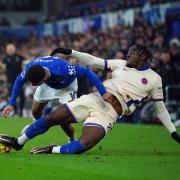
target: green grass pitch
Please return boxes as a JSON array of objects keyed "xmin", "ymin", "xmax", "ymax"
[{"xmin": 0, "ymin": 117, "xmax": 180, "ymax": 180}]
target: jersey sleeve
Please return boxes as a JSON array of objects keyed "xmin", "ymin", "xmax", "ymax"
[
  {"xmin": 71, "ymin": 50, "xmax": 105, "ymax": 69},
  {"xmin": 150, "ymin": 76, "xmax": 164, "ymax": 101},
  {"xmin": 154, "ymin": 101, "xmax": 176, "ymax": 133},
  {"xmin": 105, "ymin": 59, "xmax": 127, "ymax": 71}
]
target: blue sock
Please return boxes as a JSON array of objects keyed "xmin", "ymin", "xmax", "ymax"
[
  {"xmin": 60, "ymin": 140, "xmax": 85, "ymax": 154},
  {"xmin": 44, "ymin": 106, "xmax": 53, "ymax": 116},
  {"xmin": 25, "ymin": 117, "xmax": 50, "ymax": 139}
]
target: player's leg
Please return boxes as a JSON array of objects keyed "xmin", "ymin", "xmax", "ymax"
[
  {"xmin": 33, "ymin": 82, "xmax": 76, "ymax": 142},
  {"xmin": 45, "ymin": 102, "xmax": 76, "ymax": 142},
  {"xmin": 58, "ymin": 79, "xmax": 78, "ymax": 142},
  {"xmin": 79, "ymin": 126, "xmax": 105, "ymax": 150},
  {"xmin": 60, "ymin": 123, "xmax": 75, "ymax": 142},
  {"xmin": 31, "ymin": 125, "xmax": 105, "ymax": 154},
  {"xmin": 0, "ymin": 93, "xmax": 91, "ymax": 150},
  {"xmin": 32, "ymin": 100, "xmax": 47, "ymax": 119},
  {"xmin": 0, "ymin": 105, "xmax": 75, "ymax": 150},
  {"xmin": 20, "ymin": 100, "xmax": 47, "ymax": 135},
  {"xmin": 21, "ymin": 100, "xmax": 47, "ymax": 135},
  {"xmin": 32, "ymin": 83, "xmax": 50, "ymax": 119},
  {"xmin": 30, "ymin": 93, "xmax": 119, "ymax": 154},
  {"xmin": 52, "ymin": 126, "xmax": 105, "ymax": 154},
  {"xmin": 44, "ymin": 102, "xmax": 76, "ymax": 142},
  {"xmin": 30, "ymin": 93, "xmax": 118, "ymax": 154},
  {"xmin": 0, "ymin": 93, "xmax": 117, "ymax": 152},
  {"xmin": 22, "ymin": 105, "xmax": 74, "ymax": 141}
]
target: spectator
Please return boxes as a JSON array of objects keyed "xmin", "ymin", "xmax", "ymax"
[
  {"xmin": 169, "ymin": 38, "xmax": 180, "ymax": 67},
  {"xmin": 158, "ymin": 49, "xmax": 180, "ymax": 100},
  {"xmin": 0, "ymin": 63, "xmax": 8, "ymax": 116},
  {"xmin": 0, "ymin": 9, "xmax": 179, "ymax": 122},
  {"xmin": 2, "ymin": 43, "xmax": 26, "ymax": 116}
]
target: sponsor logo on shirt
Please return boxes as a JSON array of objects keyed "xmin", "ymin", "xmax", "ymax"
[
  {"xmin": 34, "ymin": 58, "xmax": 53, "ymax": 63},
  {"xmin": 141, "ymin": 78, "xmax": 148, "ymax": 85},
  {"xmin": 68, "ymin": 65, "xmax": 76, "ymax": 75}
]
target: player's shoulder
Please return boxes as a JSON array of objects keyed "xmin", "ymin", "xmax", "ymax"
[
  {"xmin": 107, "ymin": 59, "xmax": 126, "ymax": 65},
  {"xmin": 47, "ymin": 56, "xmax": 70, "ymax": 65},
  {"xmin": 30, "ymin": 56, "xmax": 70, "ymax": 65},
  {"xmin": 148, "ymin": 68, "xmax": 161, "ymax": 78},
  {"xmin": 148, "ymin": 68, "xmax": 162, "ymax": 81},
  {"xmin": 33, "ymin": 56, "xmax": 56, "ymax": 62}
]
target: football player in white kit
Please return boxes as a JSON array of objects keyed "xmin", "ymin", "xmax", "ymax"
[{"xmin": 0, "ymin": 44, "xmax": 179, "ymax": 154}]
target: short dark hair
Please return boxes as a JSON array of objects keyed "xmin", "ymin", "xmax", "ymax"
[
  {"xmin": 134, "ymin": 43, "xmax": 153, "ymax": 62},
  {"xmin": 26, "ymin": 65, "xmax": 46, "ymax": 84}
]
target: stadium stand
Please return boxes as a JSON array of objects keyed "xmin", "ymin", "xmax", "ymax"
[{"xmin": 0, "ymin": 0, "xmax": 179, "ymax": 124}]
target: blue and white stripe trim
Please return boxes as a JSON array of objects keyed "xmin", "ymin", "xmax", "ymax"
[
  {"xmin": 126, "ymin": 95, "xmax": 149, "ymax": 107},
  {"xmin": 84, "ymin": 123, "xmax": 106, "ymax": 134},
  {"xmin": 104, "ymin": 60, "xmax": 110, "ymax": 71},
  {"xmin": 64, "ymin": 104, "xmax": 77, "ymax": 123}
]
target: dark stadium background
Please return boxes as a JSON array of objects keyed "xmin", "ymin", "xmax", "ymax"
[{"xmin": 0, "ymin": 0, "xmax": 180, "ymax": 126}]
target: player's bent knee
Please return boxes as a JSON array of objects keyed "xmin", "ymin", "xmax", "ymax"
[
  {"xmin": 32, "ymin": 110, "xmax": 42, "ymax": 119},
  {"xmin": 80, "ymin": 141, "xmax": 95, "ymax": 150},
  {"xmin": 80, "ymin": 126, "xmax": 105, "ymax": 150}
]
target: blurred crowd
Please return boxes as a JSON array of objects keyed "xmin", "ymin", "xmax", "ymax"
[
  {"xmin": 0, "ymin": 12, "xmax": 180, "ymax": 123},
  {"xmin": 60, "ymin": 0, "xmax": 178, "ymax": 20},
  {"xmin": 0, "ymin": 0, "xmax": 179, "ymax": 26},
  {"xmin": 0, "ymin": 0, "xmax": 42, "ymax": 12}
]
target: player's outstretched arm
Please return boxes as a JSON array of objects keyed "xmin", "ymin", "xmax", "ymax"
[
  {"xmin": 3, "ymin": 73, "xmax": 26, "ymax": 118},
  {"xmin": 50, "ymin": 47, "xmax": 105, "ymax": 69},
  {"xmin": 153, "ymin": 101, "xmax": 180, "ymax": 143}
]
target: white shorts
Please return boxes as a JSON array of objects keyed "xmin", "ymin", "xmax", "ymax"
[
  {"xmin": 65, "ymin": 93, "xmax": 119, "ymax": 133},
  {"xmin": 34, "ymin": 79, "xmax": 78, "ymax": 104}
]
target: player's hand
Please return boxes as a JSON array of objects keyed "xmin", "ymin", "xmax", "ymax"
[
  {"xmin": 171, "ymin": 132, "xmax": 180, "ymax": 143},
  {"xmin": 2, "ymin": 105, "xmax": 14, "ymax": 118},
  {"xmin": 102, "ymin": 92, "xmax": 114, "ymax": 104},
  {"xmin": 102, "ymin": 92, "xmax": 123, "ymax": 116},
  {"xmin": 50, "ymin": 48, "xmax": 72, "ymax": 56}
]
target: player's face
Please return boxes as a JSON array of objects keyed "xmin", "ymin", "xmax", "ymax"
[
  {"xmin": 126, "ymin": 45, "xmax": 142, "ymax": 68},
  {"xmin": 31, "ymin": 71, "xmax": 47, "ymax": 86},
  {"xmin": 31, "ymin": 80, "xmax": 44, "ymax": 86}
]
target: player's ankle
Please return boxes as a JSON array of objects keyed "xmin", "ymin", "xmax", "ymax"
[
  {"xmin": 52, "ymin": 146, "xmax": 61, "ymax": 153},
  {"xmin": 67, "ymin": 137, "xmax": 75, "ymax": 143},
  {"xmin": 17, "ymin": 133, "xmax": 29, "ymax": 145}
]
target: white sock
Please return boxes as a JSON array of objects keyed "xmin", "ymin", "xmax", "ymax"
[
  {"xmin": 17, "ymin": 134, "xmax": 29, "ymax": 145},
  {"xmin": 52, "ymin": 146, "xmax": 61, "ymax": 154}
]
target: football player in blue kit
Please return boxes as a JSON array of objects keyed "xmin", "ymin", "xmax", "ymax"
[{"xmin": 2, "ymin": 55, "xmax": 107, "ymax": 142}]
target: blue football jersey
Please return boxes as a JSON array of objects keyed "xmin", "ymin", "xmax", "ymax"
[{"xmin": 9, "ymin": 56, "xmax": 106, "ymax": 106}]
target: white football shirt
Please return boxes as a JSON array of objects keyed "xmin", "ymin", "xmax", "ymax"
[{"xmin": 103, "ymin": 60, "xmax": 163, "ymax": 113}]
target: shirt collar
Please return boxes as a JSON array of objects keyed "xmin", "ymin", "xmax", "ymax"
[{"xmin": 137, "ymin": 64, "xmax": 151, "ymax": 71}]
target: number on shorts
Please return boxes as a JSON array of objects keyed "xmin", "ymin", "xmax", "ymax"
[{"xmin": 69, "ymin": 91, "xmax": 77, "ymax": 101}]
